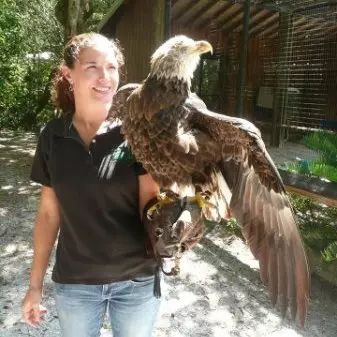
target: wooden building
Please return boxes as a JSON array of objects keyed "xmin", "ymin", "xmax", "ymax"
[{"xmin": 99, "ymin": 0, "xmax": 337, "ymax": 146}]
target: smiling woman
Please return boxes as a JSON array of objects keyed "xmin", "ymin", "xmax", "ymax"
[
  {"xmin": 21, "ymin": 33, "xmax": 161, "ymax": 337},
  {"xmin": 52, "ymin": 33, "xmax": 124, "ymax": 119}
]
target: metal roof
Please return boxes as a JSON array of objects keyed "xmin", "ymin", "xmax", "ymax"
[{"xmin": 171, "ymin": 0, "xmax": 337, "ymax": 39}]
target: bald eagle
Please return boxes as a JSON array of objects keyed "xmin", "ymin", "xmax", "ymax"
[{"xmin": 100, "ymin": 35, "xmax": 310, "ymax": 327}]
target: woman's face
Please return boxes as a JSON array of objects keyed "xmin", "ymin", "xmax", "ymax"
[{"xmin": 64, "ymin": 43, "xmax": 120, "ymax": 114}]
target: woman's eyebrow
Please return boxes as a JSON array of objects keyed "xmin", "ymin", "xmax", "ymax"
[{"xmin": 80, "ymin": 60, "xmax": 97, "ymax": 65}]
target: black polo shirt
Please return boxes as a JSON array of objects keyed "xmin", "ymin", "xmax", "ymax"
[{"xmin": 30, "ymin": 116, "xmax": 156, "ymax": 284}]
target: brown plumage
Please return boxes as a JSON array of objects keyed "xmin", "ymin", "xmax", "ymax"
[{"xmin": 102, "ymin": 35, "xmax": 310, "ymax": 327}]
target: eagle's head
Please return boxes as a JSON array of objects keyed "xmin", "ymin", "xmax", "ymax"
[{"xmin": 149, "ymin": 35, "xmax": 213, "ymax": 86}]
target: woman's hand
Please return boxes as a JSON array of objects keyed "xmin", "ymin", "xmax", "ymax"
[{"xmin": 22, "ymin": 287, "xmax": 47, "ymax": 327}]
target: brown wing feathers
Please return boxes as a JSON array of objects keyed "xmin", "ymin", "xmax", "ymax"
[
  {"xmin": 217, "ymin": 125, "xmax": 309, "ymax": 326},
  {"xmin": 111, "ymin": 85, "xmax": 310, "ymax": 327}
]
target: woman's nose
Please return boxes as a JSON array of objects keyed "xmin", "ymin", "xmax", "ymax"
[{"xmin": 99, "ymin": 68, "xmax": 109, "ymax": 80}]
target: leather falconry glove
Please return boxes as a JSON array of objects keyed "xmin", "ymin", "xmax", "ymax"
[{"xmin": 142, "ymin": 191, "xmax": 208, "ymax": 297}]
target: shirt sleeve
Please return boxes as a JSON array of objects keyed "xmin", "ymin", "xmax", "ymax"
[
  {"xmin": 133, "ymin": 161, "xmax": 148, "ymax": 176},
  {"xmin": 30, "ymin": 129, "xmax": 52, "ymax": 187}
]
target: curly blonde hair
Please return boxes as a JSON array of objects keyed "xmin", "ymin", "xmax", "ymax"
[{"xmin": 51, "ymin": 32, "xmax": 125, "ymax": 116}]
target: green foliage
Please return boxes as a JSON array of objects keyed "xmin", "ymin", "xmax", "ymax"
[
  {"xmin": 217, "ymin": 194, "xmax": 337, "ymax": 264},
  {"xmin": 289, "ymin": 194, "xmax": 337, "ymax": 263},
  {"xmin": 303, "ymin": 131, "xmax": 337, "ymax": 167},
  {"xmin": 222, "ymin": 218, "xmax": 243, "ymax": 239},
  {"xmin": 287, "ymin": 160, "xmax": 337, "ymax": 182},
  {"xmin": 322, "ymin": 242, "xmax": 337, "ymax": 264},
  {"xmin": 0, "ymin": 0, "xmax": 114, "ymax": 130},
  {"xmin": 286, "ymin": 131, "xmax": 337, "ymax": 182},
  {"xmin": 0, "ymin": 0, "xmax": 62, "ymax": 130}
]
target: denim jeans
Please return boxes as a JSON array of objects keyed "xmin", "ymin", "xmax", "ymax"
[{"xmin": 54, "ymin": 275, "xmax": 161, "ymax": 337}]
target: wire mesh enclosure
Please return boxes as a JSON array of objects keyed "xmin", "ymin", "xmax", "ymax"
[
  {"xmin": 192, "ymin": 52, "xmax": 226, "ymax": 112},
  {"xmin": 171, "ymin": 0, "xmax": 337, "ymax": 184},
  {"xmin": 172, "ymin": 0, "xmax": 337, "ymax": 146},
  {"xmin": 170, "ymin": 0, "xmax": 337, "ymax": 272}
]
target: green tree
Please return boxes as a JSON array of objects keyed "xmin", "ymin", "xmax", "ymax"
[
  {"xmin": 0, "ymin": 0, "xmax": 113, "ymax": 130},
  {"xmin": 0, "ymin": 0, "xmax": 62, "ymax": 129}
]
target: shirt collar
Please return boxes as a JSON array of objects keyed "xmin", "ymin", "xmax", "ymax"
[{"xmin": 59, "ymin": 114, "xmax": 122, "ymax": 139}]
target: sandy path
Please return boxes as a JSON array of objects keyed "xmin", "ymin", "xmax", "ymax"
[{"xmin": 1, "ymin": 131, "xmax": 336, "ymax": 337}]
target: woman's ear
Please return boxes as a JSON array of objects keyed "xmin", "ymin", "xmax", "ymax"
[{"xmin": 61, "ymin": 65, "xmax": 72, "ymax": 84}]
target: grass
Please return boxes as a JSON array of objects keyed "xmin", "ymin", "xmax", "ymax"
[
  {"xmin": 287, "ymin": 160, "xmax": 337, "ymax": 182},
  {"xmin": 289, "ymin": 194, "xmax": 337, "ymax": 264},
  {"xmin": 215, "ymin": 194, "xmax": 337, "ymax": 264},
  {"xmin": 287, "ymin": 131, "xmax": 337, "ymax": 182},
  {"xmin": 285, "ymin": 130, "xmax": 337, "ymax": 263}
]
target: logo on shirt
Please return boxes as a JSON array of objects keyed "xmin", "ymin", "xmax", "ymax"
[{"xmin": 98, "ymin": 141, "xmax": 135, "ymax": 179}]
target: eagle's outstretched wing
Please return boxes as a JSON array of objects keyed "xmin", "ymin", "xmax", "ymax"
[
  {"xmin": 189, "ymin": 105, "xmax": 310, "ymax": 327},
  {"xmin": 104, "ymin": 85, "xmax": 310, "ymax": 327}
]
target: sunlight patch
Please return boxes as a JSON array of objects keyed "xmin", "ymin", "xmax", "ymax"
[
  {"xmin": 0, "ymin": 208, "xmax": 8, "ymax": 216},
  {"xmin": 3, "ymin": 244, "xmax": 17, "ymax": 255},
  {"xmin": 1, "ymin": 185, "xmax": 13, "ymax": 190}
]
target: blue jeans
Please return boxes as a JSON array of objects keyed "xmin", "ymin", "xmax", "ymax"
[{"xmin": 54, "ymin": 275, "xmax": 161, "ymax": 337}]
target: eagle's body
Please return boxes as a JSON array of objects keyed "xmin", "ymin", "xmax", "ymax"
[
  {"xmin": 102, "ymin": 35, "xmax": 310, "ymax": 327},
  {"xmin": 122, "ymin": 78, "xmax": 220, "ymax": 189}
]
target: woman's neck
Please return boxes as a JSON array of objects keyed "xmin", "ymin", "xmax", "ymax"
[
  {"xmin": 72, "ymin": 108, "xmax": 108, "ymax": 130},
  {"xmin": 72, "ymin": 108, "xmax": 108, "ymax": 148}
]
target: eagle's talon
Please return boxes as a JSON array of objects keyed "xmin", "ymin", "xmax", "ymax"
[
  {"xmin": 191, "ymin": 192, "xmax": 216, "ymax": 210},
  {"xmin": 146, "ymin": 194, "xmax": 175, "ymax": 220}
]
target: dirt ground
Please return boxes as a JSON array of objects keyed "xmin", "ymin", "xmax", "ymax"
[{"xmin": 1, "ymin": 130, "xmax": 336, "ymax": 337}]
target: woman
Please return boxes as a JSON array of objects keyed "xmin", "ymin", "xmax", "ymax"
[{"xmin": 22, "ymin": 32, "xmax": 161, "ymax": 337}]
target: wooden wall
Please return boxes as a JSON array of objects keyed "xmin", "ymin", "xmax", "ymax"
[
  {"xmin": 102, "ymin": 4, "xmax": 337, "ymax": 127},
  {"xmin": 113, "ymin": 0, "xmax": 166, "ymax": 83}
]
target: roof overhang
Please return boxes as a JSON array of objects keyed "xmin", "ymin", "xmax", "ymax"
[{"xmin": 96, "ymin": 0, "xmax": 125, "ymax": 32}]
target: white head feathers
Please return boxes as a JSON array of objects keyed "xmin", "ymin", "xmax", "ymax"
[{"xmin": 149, "ymin": 35, "xmax": 213, "ymax": 87}]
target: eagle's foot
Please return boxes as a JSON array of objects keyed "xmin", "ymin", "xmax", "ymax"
[
  {"xmin": 146, "ymin": 192, "xmax": 175, "ymax": 220},
  {"xmin": 192, "ymin": 192, "xmax": 214, "ymax": 209}
]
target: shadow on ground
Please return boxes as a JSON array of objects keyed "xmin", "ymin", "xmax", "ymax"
[{"xmin": 1, "ymin": 131, "xmax": 336, "ymax": 337}]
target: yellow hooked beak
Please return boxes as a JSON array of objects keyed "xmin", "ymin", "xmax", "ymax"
[{"xmin": 193, "ymin": 40, "xmax": 213, "ymax": 55}]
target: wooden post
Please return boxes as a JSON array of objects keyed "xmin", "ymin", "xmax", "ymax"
[
  {"xmin": 271, "ymin": 13, "xmax": 294, "ymax": 147},
  {"xmin": 164, "ymin": 0, "xmax": 172, "ymax": 39},
  {"xmin": 236, "ymin": 0, "xmax": 251, "ymax": 118}
]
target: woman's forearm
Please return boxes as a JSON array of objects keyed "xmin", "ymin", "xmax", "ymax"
[
  {"xmin": 29, "ymin": 214, "xmax": 59, "ymax": 290},
  {"xmin": 29, "ymin": 187, "xmax": 60, "ymax": 290}
]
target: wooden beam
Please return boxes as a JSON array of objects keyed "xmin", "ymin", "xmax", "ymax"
[
  {"xmin": 293, "ymin": 16, "xmax": 307, "ymax": 27},
  {"xmin": 295, "ymin": 21, "xmax": 331, "ymax": 40},
  {"xmin": 256, "ymin": 21, "xmax": 279, "ymax": 37},
  {"xmin": 213, "ymin": 4, "xmax": 242, "ymax": 28},
  {"xmin": 235, "ymin": 8, "xmax": 270, "ymax": 33},
  {"xmin": 184, "ymin": 0, "xmax": 217, "ymax": 27},
  {"xmin": 295, "ymin": 19, "xmax": 324, "ymax": 35},
  {"xmin": 267, "ymin": 17, "xmax": 329, "ymax": 40},
  {"xmin": 174, "ymin": 0, "xmax": 204, "ymax": 24},
  {"xmin": 222, "ymin": 8, "xmax": 259, "ymax": 33},
  {"xmin": 269, "ymin": 31, "xmax": 279, "ymax": 39},
  {"xmin": 195, "ymin": 2, "xmax": 232, "ymax": 28},
  {"xmin": 249, "ymin": 12, "xmax": 279, "ymax": 35},
  {"xmin": 220, "ymin": 9, "xmax": 244, "ymax": 32},
  {"xmin": 172, "ymin": 0, "xmax": 190, "ymax": 20},
  {"xmin": 266, "ymin": 25, "xmax": 280, "ymax": 38},
  {"xmin": 279, "ymin": 169, "xmax": 337, "ymax": 208},
  {"xmin": 322, "ymin": 23, "xmax": 337, "ymax": 36}
]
